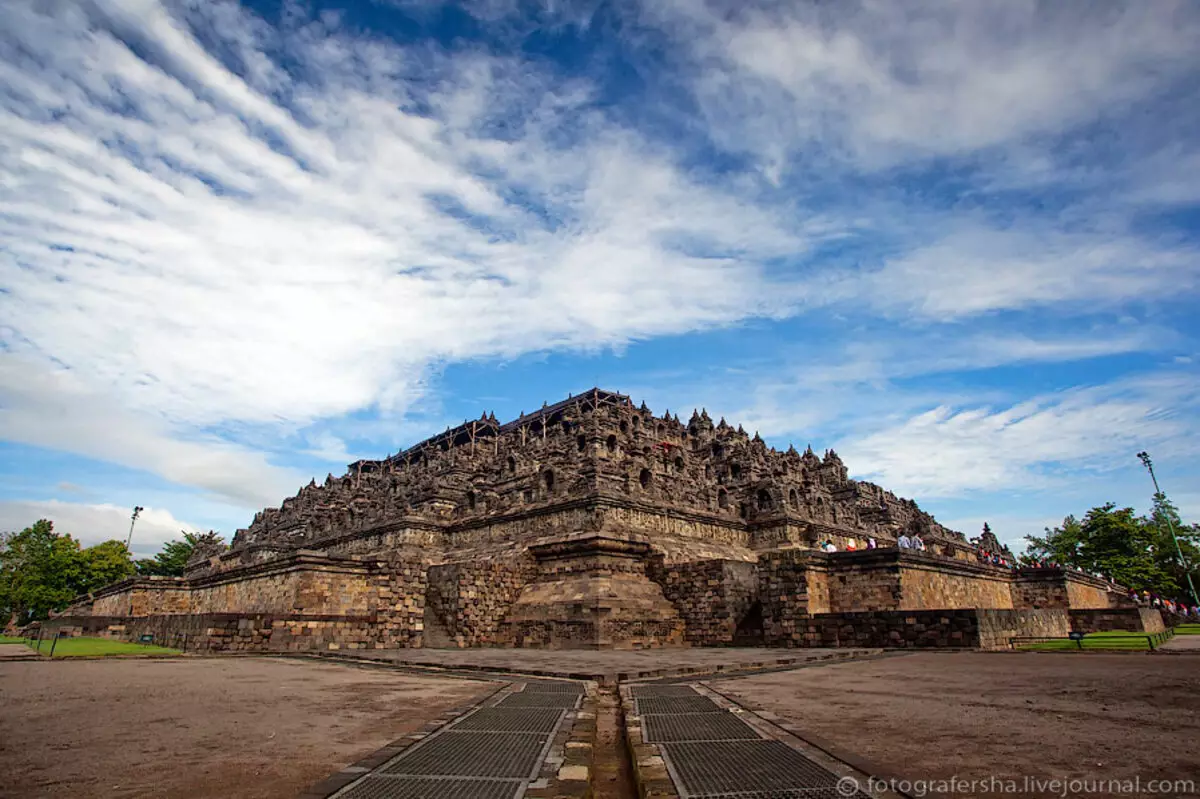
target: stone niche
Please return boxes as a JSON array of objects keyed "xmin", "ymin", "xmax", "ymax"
[{"xmin": 500, "ymin": 530, "xmax": 685, "ymax": 650}]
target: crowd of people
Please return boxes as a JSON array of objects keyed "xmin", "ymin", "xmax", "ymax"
[
  {"xmin": 977, "ymin": 549, "xmax": 1015, "ymax": 568},
  {"xmin": 818, "ymin": 532, "xmax": 928, "ymax": 553},
  {"xmin": 819, "ymin": 536, "xmax": 878, "ymax": 552},
  {"xmin": 1130, "ymin": 590, "xmax": 1200, "ymax": 618}
]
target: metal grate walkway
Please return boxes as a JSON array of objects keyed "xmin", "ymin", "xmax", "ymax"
[
  {"xmin": 331, "ymin": 682, "xmax": 581, "ymax": 799},
  {"xmin": 634, "ymin": 684, "xmax": 873, "ymax": 799}
]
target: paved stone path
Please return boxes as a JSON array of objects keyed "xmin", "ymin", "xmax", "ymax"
[
  {"xmin": 336, "ymin": 646, "xmax": 877, "ymax": 682},
  {"xmin": 0, "ymin": 643, "xmax": 39, "ymax": 660},
  {"xmin": 1158, "ymin": 633, "xmax": 1200, "ymax": 651},
  {"xmin": 319, "ymin": 680, "xmax": 589, "ymax": 799}
]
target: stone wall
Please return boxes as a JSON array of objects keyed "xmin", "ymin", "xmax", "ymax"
[
  {"xmin": 500, "ymin": 532, "xmax": 685, "ymax": 649},
  {"xmin": 91, "ymin": 580, "xmax": 192, "ymax": 616},
  {"xmin": 426, "ymin": 553, "xmax": 537, "ymax": 647},
  {"xmin": 1069, "ymin": 607, "xmax": 1166, "ymax": 634},
  {"xmin": 761, "ymin": 608, "xmax": 1071, "ymax": 650},
  {"xmin": 368, "ymin": 559, "xmax": 428, "ymax": 647},
  {"xmin": 824, "ymin": 553, "xmax": 901, "ymax": 613},
  {"xmin": 79, "ymin": 555, "xmax": 427, "ymax": 647},
  {"xmin": 898, "ymin": 555, "xmax": 1014, "ymax": 610},
  {"xmin": 819, "ymin": 550, "xmax": 1013, "ymax": 613},
  {"xmin": 651, "ymin": 559, "xmax": 758, "ymax": 645},
  {"xmin": 976, "ymin": 609, "xmax": 1070, "ymax": 649},
  {"xmin": 759, "ymin": 549, "xmax": 828, "ymax": 645},
  {"xmin": 40, "ymin": 613, "xmax": 389, "ymax": 653},
  {"xmin": 1064, "ymin": 575, "xmax": 1121, "ymax": 609},
  {"xmin": 803, "ymin": 610, "xmax": 982, "ymax": 648},
  {"xmin": 1013, "ymin": 569, "xmax": 1124, "ymax": 610}
]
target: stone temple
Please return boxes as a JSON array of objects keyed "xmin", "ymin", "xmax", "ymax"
[{"xmin": 64, "ymin": 389, "xmax": 1149, "ymax": 651}]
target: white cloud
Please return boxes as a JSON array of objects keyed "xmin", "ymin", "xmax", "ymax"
[
  {"xmin": 837, "ymin": 373, "xmax": 1200, "ymax": 497},
  {"xmin": 939, "ymin": 514, "xmax": 1064, "ymax": 553},
  {"xmin": 655, "ymin": 0, "xmax": 1200, "ymax": 170},
  {"xmin": 840, "ymin": 228, "xmax": 1199, "ymax": 320},
  {"xmin": 0, "ymin": 0, "xmax": 809, "ymax": 437},
  {"xmin": 0, "ymin": 353, "xmax": 303, "ymax": 508},
  {"xmin": 0, "ymin": 499, "xmax": 200, "ymax": 558},
  {"xmin": 0, "ymin": 0, "xmax": 1198, "ymax": 530},
  {"xmin": 645, "ymin": 326, "xmax": 1172, "ymax": 447}
]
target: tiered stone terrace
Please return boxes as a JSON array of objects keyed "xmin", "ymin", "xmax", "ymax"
[{"xmin": 59, "ymin": 389, "xmax": 1141, "ymax": 651}]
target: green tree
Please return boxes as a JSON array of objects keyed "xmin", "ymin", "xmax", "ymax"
[
  {"xmin": 1077, "ymin": 504, "xmax": 1172, "ymax": 591},
  {"xmin": 1142, "ymin": 492, "xmax": 1200, "ymax": 602},
  {"xmin": 1023, "ymin": 502, "xmax": 1194, "ymax": 598},
  {"xmin": 136, "ymin": 531, "xmax": 224, "ymax": 577},
  {"xmin": 1022, "ymin": 515, "xmax": 1085, "ymax": 566},
  {"xmin": 0, "ymin": 520, "xmax": 135, "ymax": 626},
  {"xmin": 81, "ymin": 540, "xmax": 135, "ymax": 592}
]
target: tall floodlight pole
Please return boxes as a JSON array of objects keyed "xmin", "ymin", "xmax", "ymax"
[
  {"xmin": 125, "ymin": 506, "xmax": 144, "ymax": 551},
  {"xmin": 1138, "ymin": 452, "xmax": 1199, "ymax": 606}
]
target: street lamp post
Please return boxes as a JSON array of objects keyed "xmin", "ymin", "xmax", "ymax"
[
  {"xmin": 1137, "ymin": 452, "xmax": 1199, "ymax": 606},
  {"xmin": 125, "ymin": 506, "xmax": 144, "ymax": 552}
]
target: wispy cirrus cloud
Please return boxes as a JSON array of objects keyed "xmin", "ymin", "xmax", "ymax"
[
  {"xmin": 1, "ymin": 0, "xmax": 1199, "ymax": 550},
  {"xmin": 650, "ymin": 0, "xmax": 1199, "ymax": 172},
  {"xmin": 0, "ymin": 0, "xmax": 812, "ymax": 434},
  {"xmin": 837, "ymin": 372, "xmax": 1200, "ymax": 498}
]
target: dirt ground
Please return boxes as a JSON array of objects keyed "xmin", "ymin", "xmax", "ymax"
[
  {"xmin": 0, "ymin": 656, "xmax": 491, "ymax": 799},
  {"xmin": 712, "ymin": 652, "xmax": 1200, "ymax": 798}
]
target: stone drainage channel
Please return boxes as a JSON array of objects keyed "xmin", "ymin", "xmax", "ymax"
[
  {"xmin": 327, "ymin": 680, "xmax": 587, "ymax": 799},
  {"xmin": 309, "ymin": 664, "xmax": 906, "ymax": 799},
  {"xmin": 625, "ymin": 683, "xmax": 906, "ymax": 799}
]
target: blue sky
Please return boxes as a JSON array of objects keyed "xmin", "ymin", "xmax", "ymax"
[{"xmin": 1, "ymin": 0, "xmax": 1198, "ymax": 557}]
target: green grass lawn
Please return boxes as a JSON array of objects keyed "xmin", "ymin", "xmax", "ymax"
[
  {"xmin": 1017, "ymin": 630, "xmax": 1170, "ymax": 651},
  {"xmin": 1175, "ymin": 623, "xmax": 1200, "ymax": 635},
  {"xmin": 23, "ymin": 636, "xmax": 180, "ymax": 658},
  {"xmin": 0, "ymin": 635, "xmax": 27, "ymax": 644}
]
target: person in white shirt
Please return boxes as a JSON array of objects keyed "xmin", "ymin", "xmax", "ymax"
[
  {"xmin": 822, "ymin": 539, "xmax": 838, "ymax": 553},
  {"xmin": 897, "ymin": 533, "xmax": 913, "ymax": 549},
  {"xmin": 867, "ymin": 537, "xmax": 877, "ymax": 549},
  {"xmin": 912, "ymin": 534, "xmax": 925, "ymax": 551}
]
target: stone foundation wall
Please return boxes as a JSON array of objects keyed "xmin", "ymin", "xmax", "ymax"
[
  {"xmin": 426, "ymin": 554, "xmax": 537, "ymax": 646},
  {"xmin": 803, "ymin": 610, "xmax": 982, "ymax": 649},
  {"xmin": 759, "ymin": 550, "xmax": 828, "ymax": 645},
  {"xmin": 1013, "ymin": 569, "xmax": 1123, "ymax": 610},
  {"xmin": 1069, "ymin": 607, "xmax": 1166, "ymax": 634},
  {"xmin": 824, "ymin": 554, "xmax": 901, "ymax": 613},
  {"xmin": 40, "ymin": 613, "xmax": 392, "ymax": 653},
  {"xmin": 819, "ymin": 550, "xmax": 1013, "ymax": 613},
  {"xmin": 976, "ymin": 609, "xmax": 1070, "ymax": 649},
  {"xmin": 1064, "ymin": 576, "xmax": 1119, "ymax": 609},
  {"xmin": 92, "ymin": 582, "xmax": 192, "ymax": 616},
  {"xmin": 899, "ymin": 557, "xmax": 1014, "ymax": 610},
  {"xmin": 651, "ymin": 559, "xmax": 758, "ymax": 646},
  {"xmin": 368, "ymin": 560, "xmax": 428, "ymax": 647},
  {"xmin": 763, "ymin": 608, "xmax": 1071, "ymax": 650},
  {"xmin": 503, "ymin": 618, "xmax": 683, "ymax": 650}
]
